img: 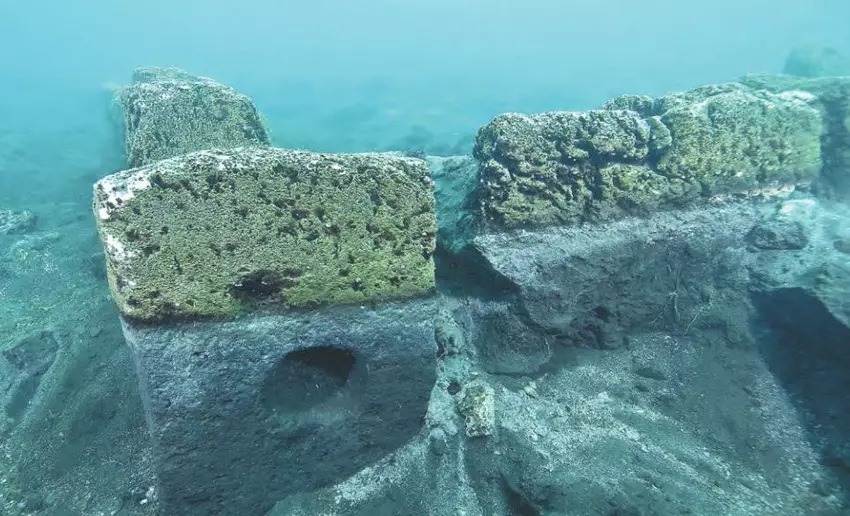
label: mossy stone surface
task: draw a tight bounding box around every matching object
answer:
[473,110,652,228]
[655,87,822,190]
[93,147,436,322]
[116,67,270,168]
[742,73,850,196]
[473,84,823,230]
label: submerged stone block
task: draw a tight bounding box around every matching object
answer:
[93,147,436,323]
[473,84,822,230]
[115,66,270,168]
[742,74,850,197]
[93,146,440,514]
[124,299,438,515]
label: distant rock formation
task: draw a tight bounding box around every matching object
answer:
[783,45,850,78]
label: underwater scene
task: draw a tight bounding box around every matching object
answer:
[2,1,850,515]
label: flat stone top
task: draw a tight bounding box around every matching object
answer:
[473,83,823,230]
[93,147,437,323]
[131,66,216,85]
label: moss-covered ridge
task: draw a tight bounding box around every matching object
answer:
[116,66,270,168]
[473,83,823,229]
[93,147,436,323]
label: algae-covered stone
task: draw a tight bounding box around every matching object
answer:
[742,74,850,196]
[93,147,436,322]
[473,110,652,227]
[474,84,823,230]
[655,86,822,190]
[597,164,697,215]
[457,380,495,437]
[116,66,270,168]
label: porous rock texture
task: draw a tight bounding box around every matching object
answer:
[93,147,436,322]
[115,66,270,168]
[742,73,850,197]
[473,83,823,229]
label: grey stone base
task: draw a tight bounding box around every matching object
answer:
[458,195,815,374]
[122,298,438,516]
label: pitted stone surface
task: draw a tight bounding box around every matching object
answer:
[93,147,436,322]
[473,84,822,230]
[742,73,850,197]
[115,66,270,167]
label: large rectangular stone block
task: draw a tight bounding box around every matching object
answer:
[93,147,440,515]
[472,83,823,230]
[93,147,436,322]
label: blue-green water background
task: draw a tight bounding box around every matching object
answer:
[2,0,850,205]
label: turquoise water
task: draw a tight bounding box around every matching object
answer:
[2,1,850,515]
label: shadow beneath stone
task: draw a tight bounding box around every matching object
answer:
[753,287,850,496]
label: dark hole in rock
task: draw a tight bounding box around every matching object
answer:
[261,346,356,414]
[230,270,283,300]
[591,305,611,322]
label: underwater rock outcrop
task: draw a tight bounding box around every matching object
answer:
[85,73,850,516]
[114,67,270,168]
[410,82,850,515]
[93,147,438,515]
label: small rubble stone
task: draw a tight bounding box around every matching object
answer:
[429,427,448,455]
[457,380,495,437]
[747,218,809,250]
